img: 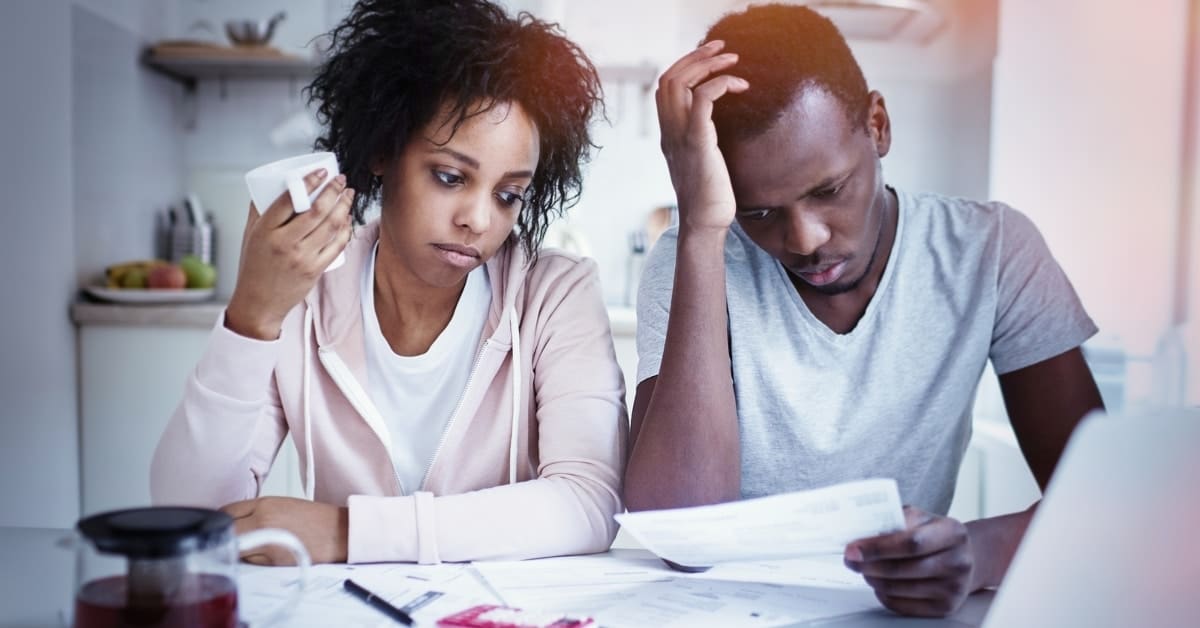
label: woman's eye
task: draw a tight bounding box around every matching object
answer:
[433,170,464,186]
[496,191,524,208]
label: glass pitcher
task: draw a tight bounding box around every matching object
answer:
[68,506,309,628]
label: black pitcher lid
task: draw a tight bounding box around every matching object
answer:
[77,507,233,559]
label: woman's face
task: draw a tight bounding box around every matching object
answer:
[376,100,540,288]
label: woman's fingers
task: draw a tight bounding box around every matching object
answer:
[291,174,349,240]
[260,168,334,229]
[306,187,355,253]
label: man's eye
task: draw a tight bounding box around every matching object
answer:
[740,208,774,221]
[812,185,843,200]
[434,170,464,186]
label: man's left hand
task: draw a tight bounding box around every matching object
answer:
[221,496,349,565]
[844,505,976,618]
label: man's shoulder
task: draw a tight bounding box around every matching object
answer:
[901,189,1011,229]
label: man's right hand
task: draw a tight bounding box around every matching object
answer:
[225,169,355,341]
[655,40,748,234]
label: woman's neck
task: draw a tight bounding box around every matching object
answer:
[373,241,466,357]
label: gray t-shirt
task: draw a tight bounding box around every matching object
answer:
[636,188,1097,513]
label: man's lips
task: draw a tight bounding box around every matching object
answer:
[794,260,847,286]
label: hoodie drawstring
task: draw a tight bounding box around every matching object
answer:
[507,305,521,485]
[303,306,316,501]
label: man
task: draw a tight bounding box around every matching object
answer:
[625,4,1104,618]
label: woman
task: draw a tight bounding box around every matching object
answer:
[151,0,626,565]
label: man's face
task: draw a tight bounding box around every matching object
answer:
[725,88,891,295]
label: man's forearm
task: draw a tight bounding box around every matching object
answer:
[626,227,741,510]
[966,503,1037,590]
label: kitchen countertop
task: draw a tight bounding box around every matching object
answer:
[72,301,639,335]
[71,300,225,328]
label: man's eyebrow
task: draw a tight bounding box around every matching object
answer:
[801,171,851,197]
[429,146,533,179]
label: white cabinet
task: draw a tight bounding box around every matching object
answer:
[76,308,302,516]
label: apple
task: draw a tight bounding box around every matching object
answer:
[147,264,187,289]
[180,255,216,289]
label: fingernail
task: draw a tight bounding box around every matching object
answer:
[705,39,723,48]
[845,546,863,562]
[314,168,327,178]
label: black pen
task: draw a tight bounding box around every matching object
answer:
[343,578,414,625]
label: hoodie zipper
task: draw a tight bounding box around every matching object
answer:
[318,348,407,495]
[417,339,491,490]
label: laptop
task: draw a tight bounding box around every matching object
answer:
[981,407,1200,627]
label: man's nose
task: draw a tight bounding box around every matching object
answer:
[784,210,832,256]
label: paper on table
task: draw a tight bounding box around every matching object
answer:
[613,478,906,568]
[473,551,879,628]
[237,561,499,627]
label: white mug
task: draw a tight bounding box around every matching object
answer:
[244,152,346,271]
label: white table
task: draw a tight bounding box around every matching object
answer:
[0,526,992,627]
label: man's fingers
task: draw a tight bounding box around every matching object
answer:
[660,39,725,81]
[687,75,750,136]
[847,547,973,580]
[875,592,959,619]
[667,52,739,92]
[863,576,968,601]
[847,507,946,561]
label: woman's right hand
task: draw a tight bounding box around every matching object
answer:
[225,169,355,340]
[655,40,749,234]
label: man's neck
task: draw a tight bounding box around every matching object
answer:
[793,187,899,334]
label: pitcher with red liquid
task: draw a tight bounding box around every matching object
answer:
[67,507,310,628]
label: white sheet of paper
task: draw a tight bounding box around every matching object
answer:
[613,478,906,567]
[473,551,880,628]
[237,561,499,627]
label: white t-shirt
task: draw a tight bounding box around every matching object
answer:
[361,244,491,494]
[636,188,1097,513]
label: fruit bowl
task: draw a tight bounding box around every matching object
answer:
[84,286,215,304]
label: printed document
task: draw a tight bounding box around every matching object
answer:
[614,478,906,567]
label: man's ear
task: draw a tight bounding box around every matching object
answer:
[865,91,892,158]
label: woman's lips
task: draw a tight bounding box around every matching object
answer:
[432,243,481,269]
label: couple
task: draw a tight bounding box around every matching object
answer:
[151,0,1103,618]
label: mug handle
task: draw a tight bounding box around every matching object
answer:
[237,528,311,627]
[284,170,312,212]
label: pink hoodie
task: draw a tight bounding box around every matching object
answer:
[151,220,628,563]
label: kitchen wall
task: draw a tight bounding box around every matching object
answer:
[72,5,182,289]
[170,0,998,306]
[990,0,1196,408]
[0,2,77,528]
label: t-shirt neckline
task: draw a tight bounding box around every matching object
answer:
[774,186,907,343]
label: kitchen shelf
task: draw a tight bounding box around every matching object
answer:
[142,44,319,92]
[141,43,321,129]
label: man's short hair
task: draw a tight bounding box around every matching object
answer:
[705,3,870,146]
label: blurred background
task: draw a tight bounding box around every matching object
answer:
[1,0,1196,529]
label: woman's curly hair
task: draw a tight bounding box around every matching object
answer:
[307,0,603,258]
